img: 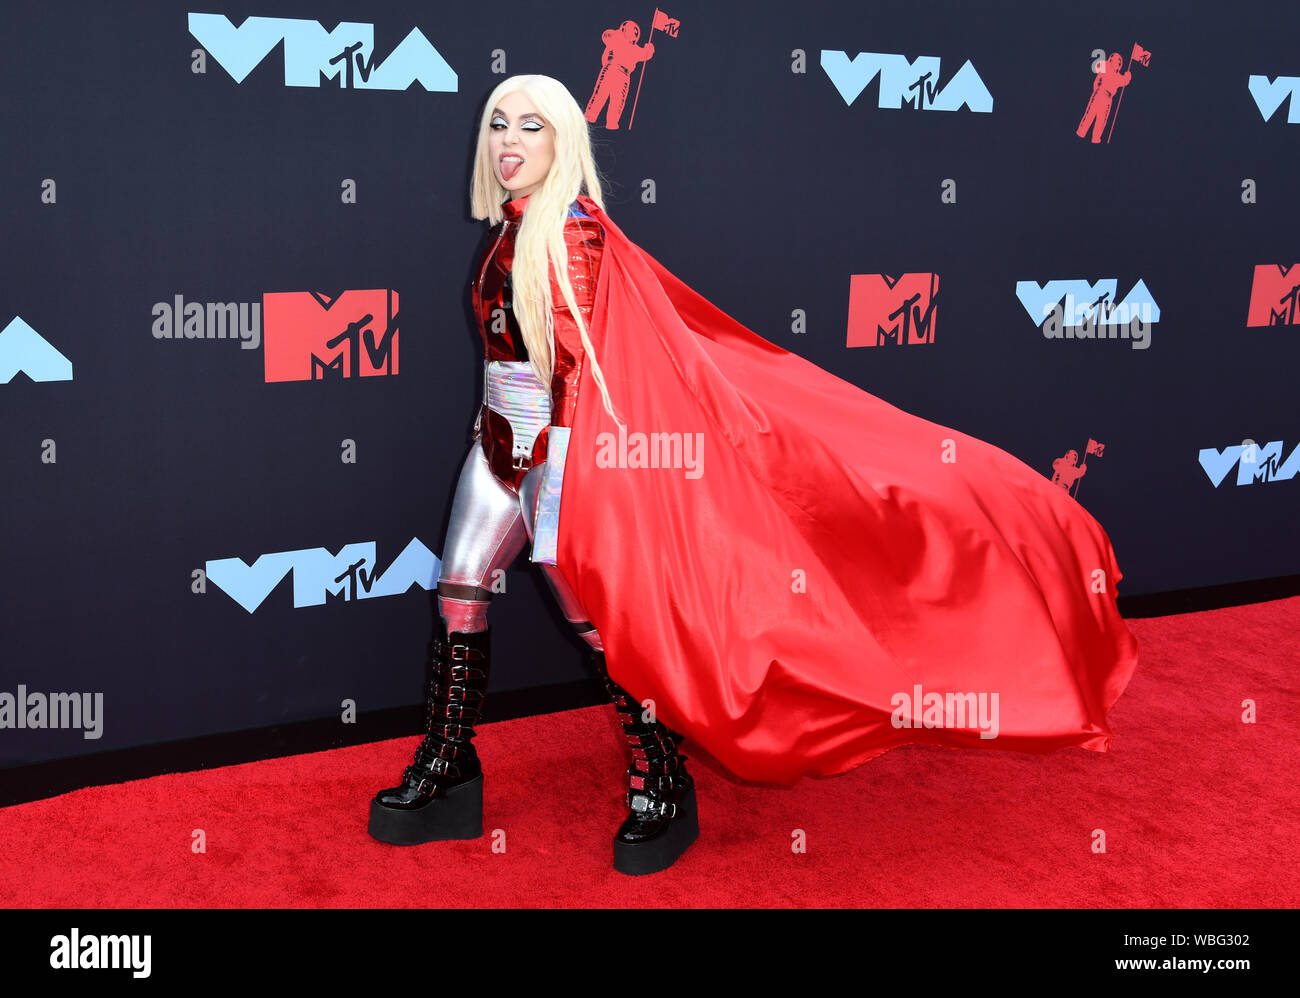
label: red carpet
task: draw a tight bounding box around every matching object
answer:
[3,595,1297,908]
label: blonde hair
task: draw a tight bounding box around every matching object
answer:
[469,74,622,426]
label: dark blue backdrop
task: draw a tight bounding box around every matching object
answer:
[2,0,1297,769]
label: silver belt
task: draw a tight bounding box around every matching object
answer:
[484,360,552,468]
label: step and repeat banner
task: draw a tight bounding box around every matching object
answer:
[2,0,1296,766]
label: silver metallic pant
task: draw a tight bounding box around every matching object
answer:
[436,362,603,652]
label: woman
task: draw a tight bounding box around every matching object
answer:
[368,75,1140,878]
[368,75,694,877]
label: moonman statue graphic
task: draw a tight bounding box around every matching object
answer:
[1076,53,1130,143]
[1051,449,1088,492]
[585,20,656,129]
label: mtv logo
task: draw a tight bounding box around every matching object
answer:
[263,290,399,382]
[847,273,940,347]
[1245,264,1300,327]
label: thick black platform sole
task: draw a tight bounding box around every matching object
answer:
[367,773,484,845]
[613,783,699,876]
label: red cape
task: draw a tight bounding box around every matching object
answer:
[555,194,1140,787]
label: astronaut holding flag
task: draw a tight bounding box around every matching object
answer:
[1077,43,1151,144]
[585,10,680,130]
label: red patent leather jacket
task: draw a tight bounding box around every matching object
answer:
[469,192,605,488]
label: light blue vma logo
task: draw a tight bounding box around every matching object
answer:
[821,50,992,111]
[0,316,73,383]
[1015,279,1161,326]
[206,538,440,613]
[1248,75,1300,123]
[188,13,457,91]
[1199,440,1300,486]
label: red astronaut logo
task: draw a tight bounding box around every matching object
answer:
[846,273,939,348]
[584,9,679,130]
[1050,438,1105,497]
[1076,43,1151,143]
[263,290,399,382]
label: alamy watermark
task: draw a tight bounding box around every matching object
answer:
[152,294,261,349]
[890,683,999,739]
[50,929,150,978]
[594,425,704,479]
[1,685,103,739]
[1041,298,1154,349]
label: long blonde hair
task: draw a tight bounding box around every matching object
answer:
[469,75,622,426]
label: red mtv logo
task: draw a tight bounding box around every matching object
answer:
[263,290,399,382]
[847,273,939,348]
[1245,264,1300,327]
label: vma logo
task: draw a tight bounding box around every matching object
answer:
[846,273,939,348]
[821,50,992,111]
[1248,75,1300,123]
[0,316,73,383]
[188,13,457,91]
[1199,439,1300,487]
[1246,264,1300,326]
[206,538,439,613]
[264,290,399,382]
[1015,279,1159,349]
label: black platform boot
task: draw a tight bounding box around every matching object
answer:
[597,654,699,875]
[367,622,490,845]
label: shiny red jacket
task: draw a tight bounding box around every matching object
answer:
[469,193,605,489]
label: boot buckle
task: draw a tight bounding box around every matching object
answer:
[414,775,447,798]
[425,756,458,778]
[627,792,676,819]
